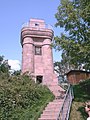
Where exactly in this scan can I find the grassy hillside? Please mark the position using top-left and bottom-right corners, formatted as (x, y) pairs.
(0, 73), (54, 120)
(69, 79), (90, 120)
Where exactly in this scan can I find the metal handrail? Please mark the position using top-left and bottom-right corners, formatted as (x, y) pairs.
(57, 84), (73, 120)
(65, 86), (73, 120)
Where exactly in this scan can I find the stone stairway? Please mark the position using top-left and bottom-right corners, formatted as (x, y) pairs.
(38, 99), (64, 120)
(38, 79), (66, 120)
(48, 84), (65, 99)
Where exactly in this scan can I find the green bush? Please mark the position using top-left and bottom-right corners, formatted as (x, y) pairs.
(0, 75), (54, 120)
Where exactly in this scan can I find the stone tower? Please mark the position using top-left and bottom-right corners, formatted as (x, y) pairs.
(21, 18), (58, 85)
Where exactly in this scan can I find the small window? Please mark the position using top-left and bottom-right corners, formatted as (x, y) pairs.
(35, 46), (42, 55)
(35, 23), (39, 26)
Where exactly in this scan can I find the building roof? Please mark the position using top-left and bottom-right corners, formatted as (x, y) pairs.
(65, 70), (90, 75)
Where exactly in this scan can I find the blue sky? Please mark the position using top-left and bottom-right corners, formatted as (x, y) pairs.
(0, 0), (62, 70)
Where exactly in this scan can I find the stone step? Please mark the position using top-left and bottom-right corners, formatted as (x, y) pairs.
(38, 80), (66, 120)
(52, 95), (64, 98)
(48, 103), (62, 106)
(47, 81), (58, 83)
(45, 106), (60, 110)
(48, 85), (60, 87)
(46, 104), (61, 107)
(49, 90), (64, 94)
(41, 113), (58, 117)
(49, 87), (65, 92)
(38, 116), (57, 120)
(49, 87), (65, 91)
(38, 117), (57, 120)
(49, 101), (62, 104)
(49, 89), (61, 92)
(51, 92), (64, 95)
(53, 100), (64, 103)
(45, 107), (60, 111)
(48, 83), (58, 86)
(51, 92), (61, 95)
(49, 87), (65, 90)
(41, 116), (57, 120)
(43, 110), (59, 114)
(53, 99), (64, 102)
(45, 104), (60, 108)
(53, 81), (58, 84)
(46, 103), (62, 106)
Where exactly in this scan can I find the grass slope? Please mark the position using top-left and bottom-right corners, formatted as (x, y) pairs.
(69, 79), (90, 120)
(0, 74), (54, 120)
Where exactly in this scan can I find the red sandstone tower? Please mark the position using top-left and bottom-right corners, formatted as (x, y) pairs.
(21, 18), (58, 85)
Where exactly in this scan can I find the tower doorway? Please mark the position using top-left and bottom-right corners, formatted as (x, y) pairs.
(36, 76), (43, 84)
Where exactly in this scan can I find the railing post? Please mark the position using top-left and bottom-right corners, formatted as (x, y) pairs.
(57, 84), (74, 120)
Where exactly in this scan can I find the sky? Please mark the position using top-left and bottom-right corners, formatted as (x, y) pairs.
(0, 0), (62, 70)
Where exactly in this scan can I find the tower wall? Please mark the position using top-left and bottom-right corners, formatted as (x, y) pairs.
(43, 39), (54, 84)
(22, 37), (34, 74)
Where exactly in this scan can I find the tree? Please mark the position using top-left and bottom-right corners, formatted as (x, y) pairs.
(54, 0), (90, 71)
(12, 70), (21, 76)
(54, 52), (76, 75)
(0, 55), (11, 74)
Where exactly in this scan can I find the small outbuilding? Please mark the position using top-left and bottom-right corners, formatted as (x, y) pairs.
(66, 70), (90, 85)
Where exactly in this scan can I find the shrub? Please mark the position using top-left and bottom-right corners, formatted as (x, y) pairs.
(0, 75), (54, 120)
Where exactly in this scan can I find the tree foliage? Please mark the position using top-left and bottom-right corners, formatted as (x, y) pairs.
(54, 0), (90, 71)
(0, 55), (11, 74)
(12, 70), (21, 76)
(54, 52), (76, 75)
